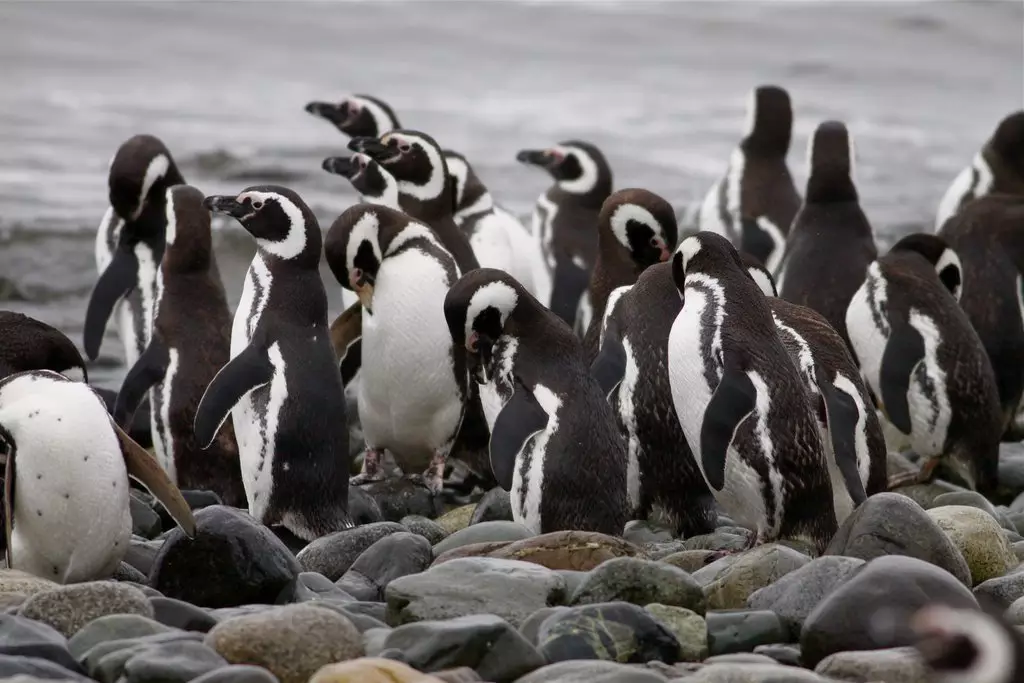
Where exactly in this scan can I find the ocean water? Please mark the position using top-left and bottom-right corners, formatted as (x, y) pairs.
(0, 0), (1021, 387)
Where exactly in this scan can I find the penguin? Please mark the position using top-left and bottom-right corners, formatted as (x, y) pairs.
(778, 121), (877, 355)
(322, 152), (401, 210)
(305, 94), (400, 139)
(0, 370), (194, 583)
(695, 85), (801, 274)
(588, 262), (718, 538)
(938, 194), (1024, 440)
(89, 134), (186, 366)
(111, 185), (245, 508)
(516, 141), (613, 324)
(580, 188), (676, 362)
(935, 110), (1024, 230)
(444, 267), (629, 535)
(845, 232), (1002, 493)
(910, 602), (1024, 683)
(667, 231), (837, 552)
(195, 186), (352, 540)
(741, 255), (887, 525)
(0, 312), (87, 383)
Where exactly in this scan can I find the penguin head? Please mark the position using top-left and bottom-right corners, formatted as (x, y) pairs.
(599, 189), (677, 271)
(739, 251), (778, 297)
(671, 231), (747, 294)
(108, 134), (184, 223)
(889, 233), (963, 302)
(202, 186), (320, 265)
(990, 110), (1024, 178)
(304, 94), (400, 138)
(741, 84), (793, 158)
(163, 185), (213, 273)
(516, 141), (612, 196)
(444, 269), (527, 384)
(910, 603), (1020, 683)
(0, 313), (88, 384)
(805, 120), (858, 204)
(321, 153), (400, 208)
(349, 130), (452, 207)
(442, 149), (489, 214)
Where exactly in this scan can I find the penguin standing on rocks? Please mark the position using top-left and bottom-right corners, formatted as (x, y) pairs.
(112, 185), (245, 508)
(935, 110), (1024, 230)
(305, 94), (400, 139)
(580, 189), (676, 361)
(845, 233), (1002, 494)
(444, 268), (629, 535)
(667, 232), (837, 552)
(325, 204), (466, 494)
(195, 186), (352, 540)
(516, 141), (613, 324)
(0, 370), (195, 583)
(695, 85), (801, 273)
(778, 121), (877, 354)
(910, 602), (1024, 683)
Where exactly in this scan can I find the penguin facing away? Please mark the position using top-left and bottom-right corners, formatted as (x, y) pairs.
(0, 312), (88, 383)
(196, 185), (352, 540)
(112, 185), (245, 508)
(516, 141), (614, 325)
(845, 232), (1002, 494)
(444, 268), (629, 535)
(0, 370), (194, 583)
(910, 600), (1024, 683)
(667, 231), (837, 552)
(305, 94), (400, 139)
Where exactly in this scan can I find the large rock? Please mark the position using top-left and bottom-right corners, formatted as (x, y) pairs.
(0, 655), (93, 682)
(121, 640), (227, 683)
(18, 582), (152, 638)
(814, 647), (927, 683)
(706, 610), (787, 656)
(824, 493), (971, 586)
(927, 506), (1018, 585)
(149, 506), (300, 608)
(0, 571), (58, 600)
(401, 517), (448, 545)
(434, 531), (642, 571)
(644, 605), (707, 662)
(337, 533), (433, 602)
(569, 558), (705, 614)
(296, 522), (407, 581)
(385, 558), (565, 627)
(746, 556), (865, 635)
(801, 555), (978, 667)
(436, 506), (476, 535)
(67, 614), (171, 659)
(432, 522), (534, 557)
(512, 661), (668, 683)
(537, 601), (681, 665)
(0, 613), (83, 675)
(149, 597), (220, 633)
(357, 478), (443, 522)
(694, 544), (809, 610)
(310, 658), (445, 682)
(80, 631), (205, 682)
(973, 572), (1024, 609)
(470, 489), (513, 525)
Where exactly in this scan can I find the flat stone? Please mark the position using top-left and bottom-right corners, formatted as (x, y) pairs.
(149, 597), (219, 633)
(310, 658), (446, 682)
(679, 662), (831, 682)
(0, 613), (83, 675)
(67, 614), (170, 660)
(82, 631), (204, 682)
(191, 665), (281, 683)
(432, 522), (534, 557)
(19, 582), (153, 638)
(0, 655), (92, 682)
(296, 522), (407, 581)
(357, 478), (443, 522)
(448, 531), (643, 572)
(622, 521), (674, 546)
(753, 643), (802, 666)
(337, 533), (433, 602)
(696, 544), (810, 610)
(0, 570), (57, 598)
(746, 556), (866, 635)
(659, 551), (719, 574)
(469, 488), (513, 525)
(974, 572), (1024, 609)
(706, 610), (788, 656)
(121, 640), (227, 683)
(512, 660), (668, 682)
(537, 601), (680, 665)
(400, 517), (448, 545)
(814, 646), (927, 683)
(681, 529), (752, 552)
(570, 558), (705, 614)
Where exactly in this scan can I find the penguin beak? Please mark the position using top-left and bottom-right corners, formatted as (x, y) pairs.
(305, 101), (346, 124)
(465, 332), (493, 384)
(349, 270), (375, 314)
(202, 196), (248, 219)
(348, 137), (384, 154)
(322, 156), (356, 178)
(516, 148), (562, 169)
(657, 240), (671, 262)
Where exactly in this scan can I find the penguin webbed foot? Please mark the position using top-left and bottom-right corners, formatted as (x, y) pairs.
(350, 448), (386, 487)
(887, 456), (940, 490)
(414, 450), (447, 496)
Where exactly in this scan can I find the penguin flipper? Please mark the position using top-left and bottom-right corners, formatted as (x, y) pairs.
(112, 419), (196, 538)
(591, 333), (627, 399)
(700, 366), (757, 491)
(3, 438), (16, 569)
(194, 341), (273, 449)
(83, 245), (139, 361)
(820, 374), (869, 505)
(113, 337), (169, 428)
(489, 378), (549, 491)
(879, 321), (926, 435)
(549, 256), (590, 326)
(330, 302), (363, 387)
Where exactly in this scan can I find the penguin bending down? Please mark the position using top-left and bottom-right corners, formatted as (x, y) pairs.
(196, 186), (352, 540)
(589, 263), (717, 537)
(0, 312), (87, 383)
(741, 255), (887, 525)
(935, 110), (1024, 230)
(305, 94), (400, 139)
(580, 188), (676, 361)
(516, 141), (613, 324)
(778, 121), (877, 355)
(444, 268), (629, 535)
(90, 134), (186, 367)
(667, 231), (837, 552)
(910, 602), (1024, 683)
(325, 204), (466, 494)
(695, 85), (801, 274)
(845, 233), (1001, 494)
(0, 370), (194, 583)
(112, 185), (245, 508)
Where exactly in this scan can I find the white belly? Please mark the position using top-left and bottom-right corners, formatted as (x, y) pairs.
(614, 337), (642, 511)
(510, 383), (559, 534)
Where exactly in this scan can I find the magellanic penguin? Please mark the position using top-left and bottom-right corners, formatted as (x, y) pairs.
(589, 262), (717, 537)
(305, 94), (400, 139)
(580, 188), (676, 362)
(444, 268), (629, 535)
(695, 85), (801, 274)
(516, 141), (613, 324)
(935, 110), (1024, 230)
(325, 204), (466, 494)
(910, 601), (1024, 683)
(938, 194), (1024, 440)
(741, 255), (887, 525)
(112, 185), (245, 508)
(778, 121), (877, 355)
(0, 370), (195, 583)
(322, 152), (400, 210)
(0, 312), (88, 383)
(90, 134), (186, 366)
(196, 186), (352, 540)
(845, 232), (1002, 494)
(667, 231), (837, 552)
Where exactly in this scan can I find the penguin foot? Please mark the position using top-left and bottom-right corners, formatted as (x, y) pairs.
(351, 448), (386, 487)
(401, 472), (443, 495)
(887, 456), (940, 490)
(349, 472), (387, 487)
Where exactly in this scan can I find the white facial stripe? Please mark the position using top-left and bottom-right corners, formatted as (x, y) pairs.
(385, 220), (446, 256)
(465, 280), (518, 344)
(385, 132), (446, 201)
(352, 96), (398, 136)
(237, 191), (308, 260)
(554, 145), (599, 194)
(138, 154), (170, 218)
(446, 155), (469, 206)
(743, 87), (758, 138)
(676, 235), (703, 272)
(935, 247), (963, 301)
(848, 129), (858, 184)
(610, 203), (663, 251)
(601, 284), (631, 347)
(347, 211), (383, 272)
(165, 187), (178, 245)
(748, 266), (776, 297)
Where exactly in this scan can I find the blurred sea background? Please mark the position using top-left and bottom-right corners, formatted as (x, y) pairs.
(0, 0), (1021, 388)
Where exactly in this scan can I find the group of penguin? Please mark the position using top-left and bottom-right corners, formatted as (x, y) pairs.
(1, 83), (1024, 584)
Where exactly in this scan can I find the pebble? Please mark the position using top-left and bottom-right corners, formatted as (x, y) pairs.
(310, 658), (444, 683)
(518, 606), (570, 646)
(695, 544), (810, 610)
(512, 660), (669, 683)
(0, 613), (83, 675)
(121, 640), (227, 683)
(18, 582), (152, 638)
(149, 506), (300, 608)
(67, 614), (170, 659)
(753, 643), (802, 666)
(644, 604), (707, 662)
(973, 571), (1024, 608)
(927, 505), (1018, 585)
(349, 486), (385, 527)
(537, 601), (680, 665)
(0, 655), (92, 682)
(130, 492), (163, 539)
(81, 631), (205, 682)
(359, 478), (444, 522)
(746, 556), (866, 635)
(659, 551), (719, 574)
(149, 597), (219, 633)
(296, 522), (407, 581)
(999, 449), (1024, 496)
(336, 533), (433, 602)
(701, 653), (778, 665)
(1008, 595), (1024, 624)
(681, 662), (831, 682)
(291, 572), (355, 603)
(123, 539), (164, 576)
(436, 506), (476, 535)
(814, 646), (927, 683)
(705, 610), (787, 656)
(469, 488), (513, 524)
(621, 521), (675, 546)
(681, 529), (751, 552)
(452, 531), (642, 571)
(931, 491), (1015, 530)
(112, 562), (149, 584)
(400, 517), (448, 545)
(433, 522), (534, 557)
(0, 571), (58, 600)
(569, 558), (705, 614)
(191, 664), (282, 683)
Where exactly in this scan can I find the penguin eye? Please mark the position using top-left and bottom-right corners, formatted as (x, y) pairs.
(649, 236), (660, 248)
(398, 142), (412, 154)
(251, 200), (264, 210)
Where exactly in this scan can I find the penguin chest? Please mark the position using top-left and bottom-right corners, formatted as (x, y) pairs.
(666, 288), (718, 448)
(510, 383), (560, 534)
(148, 347), (181, 482)
(611, 336), (643, 511)
(534, 194), (559, 272)
(846, 267), (891, 400)
(479, 339), (518, 434)
(468, 212), (517, 275)
(904, 310), (953, 456)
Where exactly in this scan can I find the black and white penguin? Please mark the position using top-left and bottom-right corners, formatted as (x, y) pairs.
(324, 204), (466, 494)
(938, 195), (1024, 440)
(695, 85), (801, 273)
(305, 94), (400, 139)
(516, 141), (613, 324)
(444, 268), (629, 535)
(0, 370), (194, 583)
(195, 185), (352, 540)
(935, 110), (1024, 230)
(667, 231), (837, 552)
(741, 256), (887, 525)
(111, 185), (245, 508)
(910, 602), (1024, 683)
(589, 263), (718, 537)
(89, 134), (185, 366)
(778, 121), (877, 354)
(580, 188), (676, 361)
(845, 232), (1002, 493)
(322, 152), (400, 209)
